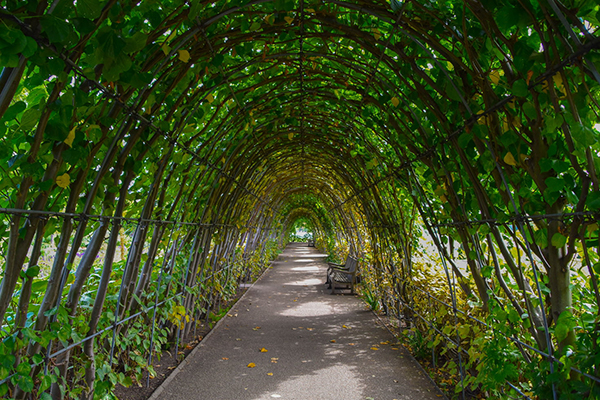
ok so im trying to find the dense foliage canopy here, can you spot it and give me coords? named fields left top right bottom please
left=1, top=0, right=600, bottom=398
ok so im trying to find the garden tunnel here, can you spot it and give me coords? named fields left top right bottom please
left=1, top=0, right=600, bottom=398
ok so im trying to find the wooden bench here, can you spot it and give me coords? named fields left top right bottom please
left=326, top=255, right=358, bottom=294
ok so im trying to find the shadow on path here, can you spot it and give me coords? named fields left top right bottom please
left=149, top=243, right=444, bottom=400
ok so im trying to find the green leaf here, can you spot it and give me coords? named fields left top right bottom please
left=522, top=102, right=536, bottom=119
left=555, top=310, right=576, bottom=342
left=15, top=374, right=34, bottom=393
left=511, top=79, right=528, bottom=97
left=212, top=54, right=224, bottom=67
left=586, top=191, right=600, bottom=210
left=551, top=233, right=567, bottom=248
left=40, top=16, right=72, bottom=44
left=77, top=0, right=104, bottom=19
left=19, top=108, right=41, bottom=131
left=571, top=123, right=597, bottom=146
left=545, top=177, right=565, bottom=193
left=25, top=265, right=40, bottom=278
left=124, top=32, right=147, bottom=54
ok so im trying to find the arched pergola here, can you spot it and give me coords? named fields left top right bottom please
left=1, top=0, right=599, bottom=398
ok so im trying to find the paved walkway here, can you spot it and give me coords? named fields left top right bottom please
left=150, top=243, right=444, bottom=400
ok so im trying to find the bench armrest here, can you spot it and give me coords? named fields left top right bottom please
left=327, top=264, right=350, bottom=273
left=327, top=262, right=344, bottom=267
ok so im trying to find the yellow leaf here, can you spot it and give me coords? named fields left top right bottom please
left=267, top=372, right=273, bottom=376
left=161, top=43, right=171, bottom=56
left=476, top=110, right=486, bottom=125
left=391, top=347, right=399, bottom=350
left=370, top=347, right=379, bottom=351
left=307, top=8, right=315, bottom=13
left=64, top=127, right=75, bottom=147
left=587, top=223, right=598, bottom=233
left=178, top=49, right=190, bottom=63
left=503, top=152, right=517, bottom=166
left=342, top=325, right=350, bottom=329
left=288, top=132, right=294, bottom=140
left=489, top=70, right=500, bottom=85
left=260, top=348, right=268, bottom=352
left=380, top=341, right=389, bottom=345
left=553, top=73, right=565, bottom=93
left=372, top=28, right=381, bottom=40
left=284, top=16, right=294, bottom=24
left=206, top=94, right=214, bottom=103
left=330, top=339, right=336, bottom=343
left=391, top=97, right=399, bottom=107
left=247, top=363, right=256, bottom=368
left=56, top=173, right=70, bottom=188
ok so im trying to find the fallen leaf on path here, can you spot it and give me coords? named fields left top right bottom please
left=247, top=362, right=256, bottom=368
left=222, top=357, right=229, bottom=360
left=330, top=339, right=336, bottom=343
left=260, top=348, right=268, bottom=352
left=348, top=343, right=355, bottom=346
left=370, top=347, right=379, bottom=351
left=342, top=325, right=350, bottom=329
left=253, top=326, right=261, bottom=330
left=380, top=341, right=389, bottom=345
left=391, top=347, right=399, bottom=350
left=271, top=358, right=278, bottom=363
left=306, top=328, right=314, bottom=331
left=267, top=372, right=273, bottom=376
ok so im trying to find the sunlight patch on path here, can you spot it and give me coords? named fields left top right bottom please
left=279, top=301, right=333, bottom=317
left=253, top=365, right=363, bottom=400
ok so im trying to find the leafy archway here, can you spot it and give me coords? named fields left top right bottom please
left=0, top=0, right=599, bottom=398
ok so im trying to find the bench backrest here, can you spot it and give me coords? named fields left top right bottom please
left=345, top=256, right=358, bottom=274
